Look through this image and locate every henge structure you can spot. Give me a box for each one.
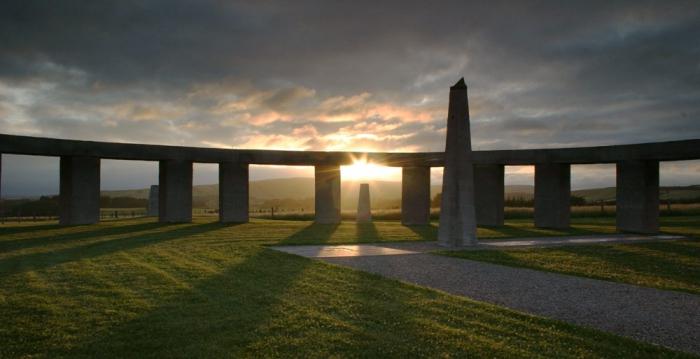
[0,79,699,236]
[147,185,159,216]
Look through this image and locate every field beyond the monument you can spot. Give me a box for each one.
[1,217,698,357]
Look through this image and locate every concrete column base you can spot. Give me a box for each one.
[401,167,431,225]
[59,156,100,225]
[219,161,249,223]
[534,163,570,229]
[617,160,659,233]
[315,165,341,224]
[147,185,159,216]
[158,160,193,223]
[474,164,504,226]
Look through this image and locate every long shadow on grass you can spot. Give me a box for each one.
[356,222,380,241]
[479,223,609,240]
[0,222,222,275]
[278,222,340,245]
[406,223,438,241]
[553,244,700,293]
[63,234,318,357]
[0,219,163,254]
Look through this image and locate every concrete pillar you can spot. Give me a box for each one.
[474,164,504,226]
[616,160,659,233]
[357,183,371,223]
[438,78,478,247]
[59,156,100,225]
[315,165,341,224]
[147,185,159,216]
[534,163,571,228]
[158,159,192,223]
[401,166,431,225]
[219,161,249,223]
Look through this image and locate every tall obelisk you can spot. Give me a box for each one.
[437,78,478,247]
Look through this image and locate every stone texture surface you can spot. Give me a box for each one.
[219,161,249,223]
[617,160,659,233]
[534,163,571,228]
[356,183,371,222]
[59,156,100,225]
[401,166,431,225]
[438,78,478,247]
[147,185,159,216]
[474,164,504,226]
[315,165,341,224]
[158,159,193,223]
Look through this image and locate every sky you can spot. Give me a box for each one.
[1,1,700,197]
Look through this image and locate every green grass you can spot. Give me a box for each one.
[0,217,696,357]
[442,216,700,295]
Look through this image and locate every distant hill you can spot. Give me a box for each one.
[101,179,700,209]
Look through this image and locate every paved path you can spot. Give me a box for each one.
[271,235,700,355]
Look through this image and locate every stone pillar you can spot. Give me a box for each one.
[357,183,371,223]
[534,163,571,229]
[474,164,504,226]
[158,159,192,223]
[219,161,249,223]
[438,78,478,247]
[616,160,659,233]
[315,165,341,224]
[401,166,431,225]
[147,185,159,216]
[59,156,100,225]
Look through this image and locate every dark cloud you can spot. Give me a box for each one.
[1,0,700,194]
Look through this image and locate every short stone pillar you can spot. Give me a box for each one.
[534,163,571,229]
[438,78,478,247]
[357,183,371,222]
[147,185,159,216]
[219,161,249,223]
[59,156,101,225]
[158,159,193,223]
[315,165,341,224]
[401,166,430,225]
[474,164,504,226]
[616,160,659,233]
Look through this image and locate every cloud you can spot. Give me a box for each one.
[1,0,700,193]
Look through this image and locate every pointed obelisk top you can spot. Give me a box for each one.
[450,77,467,90]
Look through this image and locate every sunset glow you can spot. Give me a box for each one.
[341,155,401,182]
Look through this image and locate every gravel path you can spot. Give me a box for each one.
[272,240,700,355]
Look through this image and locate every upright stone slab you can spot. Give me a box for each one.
[401,166,431,225]
[147,185,159,216]
[438,78,478,247]
[219,161,249,223]
[534,163,571,229]
[616,160,659,233]
[474,164,504,226]
[158,159,193,223]
[315,165,341,224]
[356,183,371,223]
[59,156,100,225]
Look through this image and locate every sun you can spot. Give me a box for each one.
[341,155,400,182]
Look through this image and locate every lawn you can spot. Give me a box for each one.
[442,216,700,295]
[0,217,696,357]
